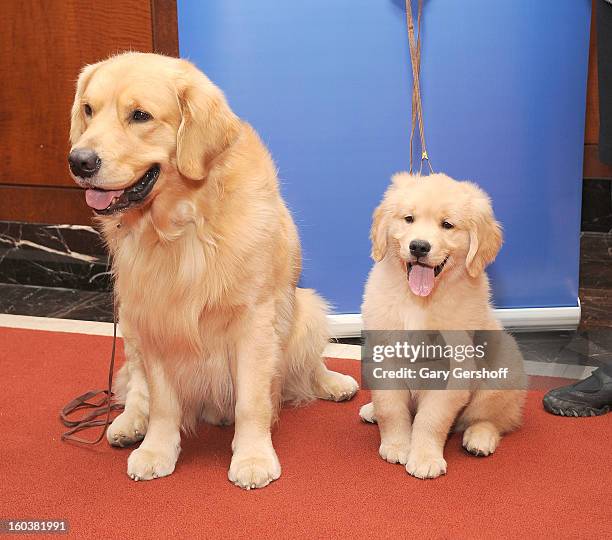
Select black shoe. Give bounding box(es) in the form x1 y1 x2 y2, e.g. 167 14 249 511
543 368 612 417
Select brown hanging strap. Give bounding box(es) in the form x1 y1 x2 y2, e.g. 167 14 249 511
406 0 433 175
60 311 124 445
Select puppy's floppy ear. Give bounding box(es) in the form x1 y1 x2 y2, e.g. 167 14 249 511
465 186 503 278
370 201 391 262
70 62 101 145
176 62 241 180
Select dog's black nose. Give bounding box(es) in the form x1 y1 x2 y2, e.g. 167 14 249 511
409 239 431 257
68 148 101 178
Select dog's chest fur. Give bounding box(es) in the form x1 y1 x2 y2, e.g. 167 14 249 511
107 219 241 356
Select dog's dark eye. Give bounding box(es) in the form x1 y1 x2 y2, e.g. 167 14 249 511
84 104 93 117
405 215 414 224
131 110 152 123
441 221 454 229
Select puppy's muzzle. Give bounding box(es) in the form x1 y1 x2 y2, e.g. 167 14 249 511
409 239 431 258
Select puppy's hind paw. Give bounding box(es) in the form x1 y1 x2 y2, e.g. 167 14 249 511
462 422 500 457
359 402 377 423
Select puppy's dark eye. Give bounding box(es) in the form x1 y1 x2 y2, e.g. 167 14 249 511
405 215 414 224
131 110 152 123
84 104 93 117
441 221 454 229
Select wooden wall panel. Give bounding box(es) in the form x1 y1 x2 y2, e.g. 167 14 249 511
584 145 612 179
0 0 178 224
152 0 179 57
585 2 599 146
0 185 92 224
0 0 153 189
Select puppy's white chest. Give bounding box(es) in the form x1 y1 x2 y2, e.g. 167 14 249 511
401 304 427 330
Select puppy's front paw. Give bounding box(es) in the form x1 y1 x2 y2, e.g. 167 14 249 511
379 440 410 464
228 445 281 490
406 449 447 479
127 444 180 481
107 411 148 448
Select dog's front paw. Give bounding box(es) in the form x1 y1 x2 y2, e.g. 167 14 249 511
107 411 148 447
127 444 180 481
406 449 447 479
379 440 410 464
228 445 281 490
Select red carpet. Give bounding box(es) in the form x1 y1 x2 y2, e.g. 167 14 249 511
1 327 611 539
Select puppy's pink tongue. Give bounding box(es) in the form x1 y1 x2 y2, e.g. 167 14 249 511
408 264 435 297
85 189 124 210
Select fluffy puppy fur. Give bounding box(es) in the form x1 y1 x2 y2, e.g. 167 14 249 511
359 173 525 479
68 52 358 488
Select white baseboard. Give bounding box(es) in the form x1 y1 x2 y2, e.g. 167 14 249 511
328 302 581 338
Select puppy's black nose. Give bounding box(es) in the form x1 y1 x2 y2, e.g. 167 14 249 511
409 239 431 257
68 148 101 178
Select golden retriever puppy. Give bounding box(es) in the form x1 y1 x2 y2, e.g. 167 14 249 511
359 173 525 479
67 52 358 488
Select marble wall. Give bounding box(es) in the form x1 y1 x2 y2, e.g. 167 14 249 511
0 221 113 322
0 221 111 291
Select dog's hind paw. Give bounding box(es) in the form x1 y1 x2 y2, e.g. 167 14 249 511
316 370 359 402
107 411 148 448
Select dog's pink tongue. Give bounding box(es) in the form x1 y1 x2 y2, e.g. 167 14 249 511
85 189 124 210
408 264 435 297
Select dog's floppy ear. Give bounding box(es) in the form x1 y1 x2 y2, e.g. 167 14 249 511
465 186 503 278
176 62 241 180
371 201 391 262
70 62 101 145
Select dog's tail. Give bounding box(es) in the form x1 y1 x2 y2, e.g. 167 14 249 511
281 287 331 403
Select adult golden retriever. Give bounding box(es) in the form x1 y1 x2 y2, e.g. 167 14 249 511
359 173 525 479
68 52 358 488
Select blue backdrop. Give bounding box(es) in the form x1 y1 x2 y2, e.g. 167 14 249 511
178 0 590 314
